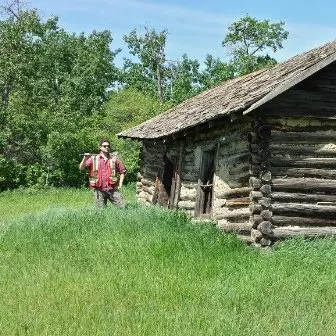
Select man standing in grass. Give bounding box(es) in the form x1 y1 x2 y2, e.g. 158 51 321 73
79 139 127 208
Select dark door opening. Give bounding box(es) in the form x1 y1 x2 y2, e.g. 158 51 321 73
196 150 215 217
153 154 176 207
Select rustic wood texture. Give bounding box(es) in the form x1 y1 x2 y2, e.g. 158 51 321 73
214 208 250 220
271 167 336 179
271 202 336 216
271 131 336 144
272 226 336 238
270 144 336 156
225 197 250 207
271 178 336 191
271 216 336 227
271 157 336 168
173 141 185 209
217 221 253 233
257 221 272 235
216 187 253 199
250 191 336 203
134 44 336 245
119 41 336 140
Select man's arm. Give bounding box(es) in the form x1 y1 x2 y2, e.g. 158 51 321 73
79 154 92 170
116 158 127 190
118 173 125 190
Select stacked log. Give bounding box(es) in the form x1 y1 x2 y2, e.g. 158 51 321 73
136 141 166 205
248 121 273 246
249 117 336 241
214 121 253 240
177 145 199 215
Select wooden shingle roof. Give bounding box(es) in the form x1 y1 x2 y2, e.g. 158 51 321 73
118 40 336 140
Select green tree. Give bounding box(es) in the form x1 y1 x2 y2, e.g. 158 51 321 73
95 88 171 181
166 54 201 104
222 15 288 75
200 55 235 89
0 4 120 190
123 27 167 102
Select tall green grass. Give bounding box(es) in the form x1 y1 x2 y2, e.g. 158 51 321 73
0 184 136 223
1 188 336 335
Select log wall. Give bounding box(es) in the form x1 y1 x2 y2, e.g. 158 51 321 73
136 62 336 244
135 119 253 238
252 117 336 243
248 62 336 244
212 120 253 242
136 141 173 205
178 124 230 216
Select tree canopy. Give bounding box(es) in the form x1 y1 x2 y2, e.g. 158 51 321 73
0 4 289 190
222 15 289 75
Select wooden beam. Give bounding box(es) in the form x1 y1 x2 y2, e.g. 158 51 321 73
272 202 336 216
272 226 336 238
271 177 336 191
225 197 250 207
216 187 253 199
270 167 336 179
271 157 336 168
250 191 336 203
173 141 185 209
217 221 253 233
270 131 336 144
214 208 250 220
270 144 336 156
271 215 336 227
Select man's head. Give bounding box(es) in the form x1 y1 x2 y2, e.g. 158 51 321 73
99 139 111 154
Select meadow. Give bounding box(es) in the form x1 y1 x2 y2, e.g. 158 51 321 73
0 185 336 335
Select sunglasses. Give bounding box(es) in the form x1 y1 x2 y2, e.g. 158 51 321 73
102 145 110 148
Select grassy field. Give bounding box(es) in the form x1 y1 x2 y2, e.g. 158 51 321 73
1 186 336 335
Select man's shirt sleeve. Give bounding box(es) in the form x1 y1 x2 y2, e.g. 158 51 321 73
116 158 127 174
85 157 93 168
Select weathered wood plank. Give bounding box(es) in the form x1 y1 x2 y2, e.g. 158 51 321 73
270 144 336 156
217 221 252 233
173 141 185 209
214 208 250 220
272 202 336 216
250 191 336 203
271 167 336 179
271 177 336 191
271 215 336 227
216 187 253 199
219 152 250 164
271 157 336 167
225 197 250 207
271 131 336 144
179 194 197 202
272 226 336 238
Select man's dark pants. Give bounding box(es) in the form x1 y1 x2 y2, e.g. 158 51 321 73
93 189 125 208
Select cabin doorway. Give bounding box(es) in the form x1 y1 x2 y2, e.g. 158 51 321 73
195 149 215 218
153 154 177 208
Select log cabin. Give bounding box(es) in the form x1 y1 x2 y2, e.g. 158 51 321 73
118 40 336 246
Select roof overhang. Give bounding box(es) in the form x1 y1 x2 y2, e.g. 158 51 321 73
243 51 336 115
